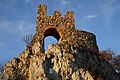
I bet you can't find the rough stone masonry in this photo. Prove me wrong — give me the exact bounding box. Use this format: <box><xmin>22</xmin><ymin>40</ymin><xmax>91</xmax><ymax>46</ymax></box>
<box><xmin>2</xmin><ymin>4</ymin><xmax>119</xmax><ymax>80</ymax></box>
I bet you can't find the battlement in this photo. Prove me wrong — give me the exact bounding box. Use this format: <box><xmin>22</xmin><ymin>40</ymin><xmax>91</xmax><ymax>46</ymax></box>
<box><xmin>36</xmin><ymin>4</ymin><xmax>74</xmax><ymax>27</ymax></box>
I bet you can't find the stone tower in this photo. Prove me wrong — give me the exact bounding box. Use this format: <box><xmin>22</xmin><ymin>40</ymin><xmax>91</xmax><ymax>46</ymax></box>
<box><xmin>2</xmin><ymin>4</ymin><xmax>119</xmax><ymax>80</ymax></box>
<box><xmin>32</xmin><ymin>4</ymin><xmax>98</xmax><ymax>53</ymax></box>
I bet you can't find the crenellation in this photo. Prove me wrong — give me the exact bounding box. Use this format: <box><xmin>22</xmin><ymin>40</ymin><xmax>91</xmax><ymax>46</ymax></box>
<box><xmin>36</xmin><ymin>4</ymin><xmax>47</xmax><ymax>29</ymax></box>
<box><xmin>37</xmin><ymin>4</ymin><xmax>47</xmax><ymax>17</ymax></box>
<box><xmin>65</xmin><ymin>11</ymin><xmax>74</xmax><ymax>18</ymax></box>
<box><xmin>65</xmin><ymin>11</ymin><xmax>74</xmax><ymax>23</ymax></box>
<box><xmin>53</xmin><ymin>11</ymin><xmax>62</xmax><ymax>17</ymax></box>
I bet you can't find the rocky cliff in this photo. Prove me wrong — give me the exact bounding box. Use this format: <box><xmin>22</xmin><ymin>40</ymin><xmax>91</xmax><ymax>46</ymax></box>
<box><xmin>1</xmin><ymin>4</ymin><xmax>119</xmax><ymax>80</ymax></box>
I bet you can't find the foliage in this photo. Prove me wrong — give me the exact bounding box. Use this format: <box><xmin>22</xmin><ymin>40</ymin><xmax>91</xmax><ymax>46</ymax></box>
<box><xmin>22</xmin><ymin>34</ymin><xmax>33</xmax><ymax>47</ymax></box>
<box><xmin>99</xmin><ymin>49</ymin><xmax>120</xmax><ymax>73</ymax></box>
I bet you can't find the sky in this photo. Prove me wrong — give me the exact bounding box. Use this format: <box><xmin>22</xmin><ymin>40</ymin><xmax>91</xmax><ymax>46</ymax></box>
<box><xmin>0</xmin><ymin>0</ymin><xmax>120</xmax><ymax>62</ymax></box>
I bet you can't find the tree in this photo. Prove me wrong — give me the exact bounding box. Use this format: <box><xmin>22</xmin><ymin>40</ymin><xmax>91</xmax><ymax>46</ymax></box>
<box><xmin>99</xmin><ymin>49</ymin><xmax>120</xmax><ymax>73</ymax></box>
<box><xmin>22</xmin><ymin>34</ymin><xmax>33</xmax><ymax>47</ymax></box>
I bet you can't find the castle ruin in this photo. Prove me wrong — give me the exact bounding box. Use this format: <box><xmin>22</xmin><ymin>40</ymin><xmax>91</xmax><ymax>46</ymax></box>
<box><xmin>2</xmin><ymin>4</ymin><xmax>119</xmax><ymax>80</ymax></box>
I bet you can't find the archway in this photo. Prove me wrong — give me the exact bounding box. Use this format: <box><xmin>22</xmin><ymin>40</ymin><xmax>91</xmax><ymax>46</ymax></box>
<box><xmin>44</xmin><ymin>28</ymin><xmax>60</xmax><ymax>50</ymax></box>
<box><xmin>44</xmin><ymin>36</ymin><xmax>57</xmax><ymax>50</ymax></box>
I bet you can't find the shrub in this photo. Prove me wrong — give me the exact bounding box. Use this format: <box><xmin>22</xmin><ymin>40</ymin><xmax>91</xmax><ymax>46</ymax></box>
<box><xmin>99</xmin><ymin>49</ymin><xmax>120</xmax><ymax>73</ymax></box>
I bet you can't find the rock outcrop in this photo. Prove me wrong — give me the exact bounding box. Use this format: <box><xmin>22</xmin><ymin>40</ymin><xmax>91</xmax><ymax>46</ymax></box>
<box><xmin>2</xmin><ymin>4</ymin><xmax>119</xmax><ymax>80</ymax></box>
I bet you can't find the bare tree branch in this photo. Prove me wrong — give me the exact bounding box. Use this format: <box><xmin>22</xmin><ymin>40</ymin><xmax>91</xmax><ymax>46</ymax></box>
<box><xmin>22</xmin><ymin>34</ymin><xmax>33</xmax><ymax>47</ymax></box>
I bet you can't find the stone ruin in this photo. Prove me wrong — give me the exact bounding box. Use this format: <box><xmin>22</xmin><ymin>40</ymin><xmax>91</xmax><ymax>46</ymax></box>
<box><xmin>1</xmin><ymin>4</ymin><xmax>119</xmax><ymax>80</ymax></box>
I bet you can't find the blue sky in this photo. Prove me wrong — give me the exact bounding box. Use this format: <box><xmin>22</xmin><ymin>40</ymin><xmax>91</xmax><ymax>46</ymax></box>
<box><xmin>0</xmin><ymin>0</ymin><xmax>120</xmax><ymax>62</ymax></box>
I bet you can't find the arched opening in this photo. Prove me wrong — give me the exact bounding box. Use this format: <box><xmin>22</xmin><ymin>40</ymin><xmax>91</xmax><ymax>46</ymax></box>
<box><xmin>44</xmin><ymin>28</ymin><xmax>60</xmax><ymax>50</ymax></box>
<box><xmin>44</xmin><ymin>36</ymin><xmax>57</xmax><ymax>50</ymax></box>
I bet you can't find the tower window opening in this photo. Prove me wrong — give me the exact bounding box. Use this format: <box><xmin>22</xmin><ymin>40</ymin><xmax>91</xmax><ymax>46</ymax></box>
<box><xmin>44</xmin><ymin>36</ymin><xmax>57</xmax><ymax>50</ymax></box>
<box><xmin>44</xmin><ymin>28</ymin><xmax>60</xmax><ymax>50</ymax></box>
